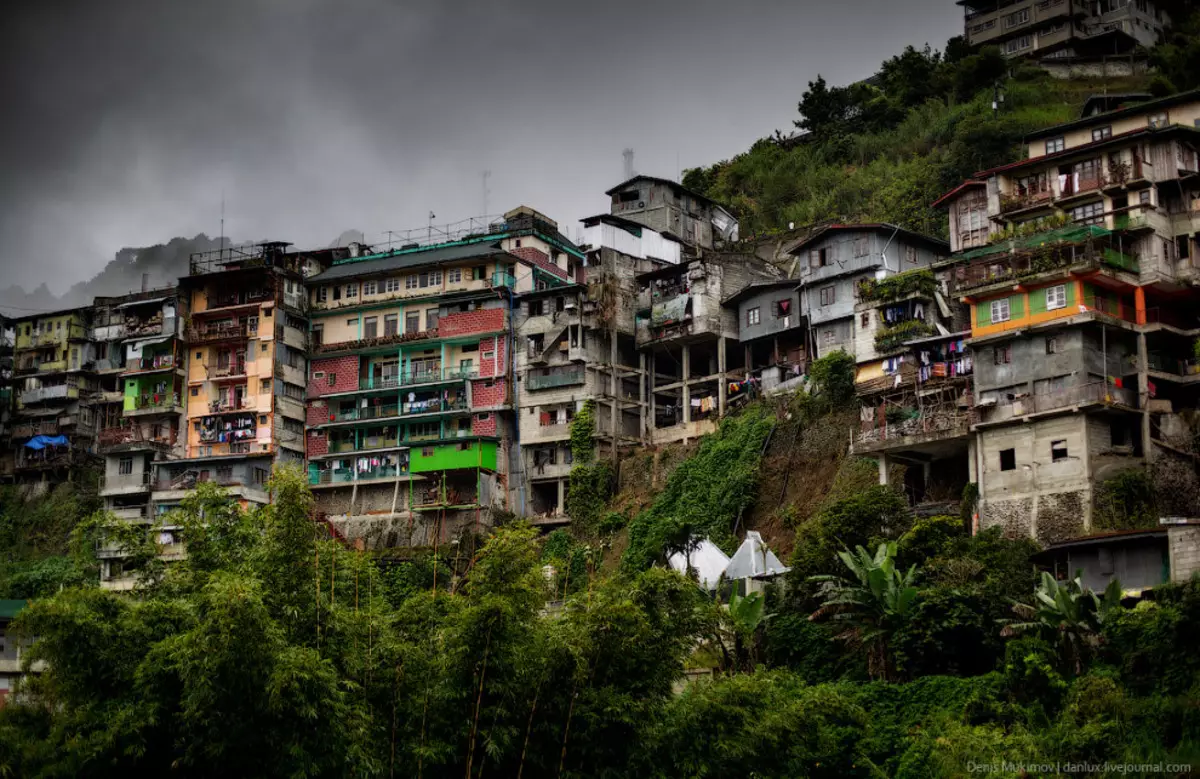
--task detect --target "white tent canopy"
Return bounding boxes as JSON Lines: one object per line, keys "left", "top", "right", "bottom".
{"left": 667, "top": 539, "right": 731, "bottom": 591}
{"left": 724, "top": 531, "right": 790, "bottom": 580}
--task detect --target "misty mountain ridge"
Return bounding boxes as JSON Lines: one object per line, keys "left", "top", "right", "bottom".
{"left": 0, "top": 230, "right": 364, "bottom": 317}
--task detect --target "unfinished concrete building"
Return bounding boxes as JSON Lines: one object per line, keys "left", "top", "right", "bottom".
{"left": 920, "top": 89, "right": 1200, "bottom": 542}
{"left": 636, "top": 256, "right": 776, "bottom": 443}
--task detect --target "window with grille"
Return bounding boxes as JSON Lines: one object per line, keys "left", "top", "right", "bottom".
{"left": 990, "top": 298, "right": 1010, "bottom": 323}
{"left": 1045, "top": 285, "right": 1067, "bottom": 311}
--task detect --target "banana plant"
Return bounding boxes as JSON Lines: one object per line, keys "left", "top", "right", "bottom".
{"left": 1002, "top": 572, "right": 1123, "bottom": 675}
{"left": 808, "top": 542, "right": 919, "bottom": 681}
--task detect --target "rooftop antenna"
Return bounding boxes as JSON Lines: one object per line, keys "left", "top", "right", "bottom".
{"left": 482, "top": 170, "right": 492, "bottom": 216}
{"left": 623, "top": 148, "right": 635, "bottom": 180}
{"left": 428, "top": 211, "right": 436, "bottom": 243}
{"left": 219, "top": 189, "right": 226, "bottom": 259}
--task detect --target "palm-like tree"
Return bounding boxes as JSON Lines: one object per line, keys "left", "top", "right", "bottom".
{"left": 1001, "top": 572, "right": 1123, "bottom": 674}
{"left": 808, "top": 542, "right": 919, "bottom": 681}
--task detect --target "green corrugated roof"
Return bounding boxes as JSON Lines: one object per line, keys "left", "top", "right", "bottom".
{"left": 0, "top": 600, "right": 28, "bottom": 620}
{"left": 957, "top": 224, "right": 1112, "bottom": 263}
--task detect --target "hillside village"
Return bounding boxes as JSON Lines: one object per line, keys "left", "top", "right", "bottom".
{"left": 3, "top": 2, "right": 1200, "bottom": 776}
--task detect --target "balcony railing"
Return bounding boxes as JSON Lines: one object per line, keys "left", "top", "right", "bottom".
{"left": 952, "top": 241, "right": 1138, "bottom": 294}
{"left": 313, "top": 328, "right": 439, "bottom": 355}
{"left": 205, "top": 362, "right": 248, "bottom": 378}
{"left": 402, "top": 398, "right": 469, "bottom": 415}
{"left": 357, "top": 366, "right": 478, "bottom": 391}
{"left": 123, "top": 354, "right": 178, "bottom": 373}
{"left": 98, "top": 426, "right": 173, "bottom": 450}
{"left": 309, "top": 463, "right": 407, "bottom": 485}
{"left": 187, "top": 322, "right": 255, "bottom": 343}
{"left": 1058, "top": 173, "right": 1102, "bottom": 199}
{"left": 999, "top": 189, "right": 1052, "bottom": 213}
{"left": 526, "top": 367, "right": 586, "bottom": 390}
{"left": 325, "top": 404, "right": 401, "bottom": 423}
{"left": 854, "top": 409, "right": 973, "bottom": 452}
{"left": 20, "top": 383, "right": 78, "bottom": 405}
{"left": 978, "top": 381, "right": 1136, "bottom": 425}
{"left": 131, "top": 392, "right": 182, "bottom": 412}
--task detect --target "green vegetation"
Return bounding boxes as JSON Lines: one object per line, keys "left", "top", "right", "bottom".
{"left": 856, "top": 268, "right": 937, "bottom": 303}
{"left": 683, "top": 43, "right": 1151, "bottom": 239}
{"left": 623, "top": 404, "right": 774, "bottom": 568}
{"left": 565, "top": 399, "right": 613, "bottom": 533}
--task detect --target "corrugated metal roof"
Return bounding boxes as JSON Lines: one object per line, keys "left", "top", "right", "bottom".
{"left": 311, "top": 242, "right": 512, "bottom": 283}
{"left": 0, "top": 600, "right": 27, "bottom": 620}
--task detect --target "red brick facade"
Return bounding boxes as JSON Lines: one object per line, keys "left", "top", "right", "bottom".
{"left": 306, "top": 400, "right": 331, "bottom": 427}
{"left": 475, "top": 336, "right": 507, "bottom": 379}
{"left": 470, "top": 377, "right": 508, "bottom": 408}
{"left": 472, "top": 412, "right": 497, "bottom": 436}
{"left": 308, "top": 355, "right": 359, "bottom": 397}
{"left": 439, "top": 307, "right": 506, "bottom": 337}
{"left": 510, "top": 246, "right": 568, "bottom": 280}
{"left": 307, "top": 429, "right": 328, "bottom": 457}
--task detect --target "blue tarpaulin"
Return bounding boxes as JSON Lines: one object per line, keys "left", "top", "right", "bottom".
{"left": 24, "top": 435, "right": 68, "bottom": 450}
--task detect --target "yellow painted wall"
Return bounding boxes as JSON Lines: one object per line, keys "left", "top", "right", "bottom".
{"left": 1025, "top": 101, "right": 1200, "bottom": 158}
{"left": 14, "top": 312, "right": 84, "bottom": 350}
{"left": 312, "top": 261, "right": 497, "bottom": 313}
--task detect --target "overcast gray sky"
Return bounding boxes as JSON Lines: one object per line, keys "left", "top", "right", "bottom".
{"left": 0, "top": 0, "right": 960, "bottom": 294}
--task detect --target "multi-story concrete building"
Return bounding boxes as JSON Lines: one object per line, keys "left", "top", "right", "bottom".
{"left": 148, "top": 242, "right": 327, "bottom": 517}
{"left": 92, "top": 287, "right": 188, "bottom": 588}
{"left": 789, "top": 225, "right": 949, "bottom": 361}
{"left": 0, "top": 316, "right": 14, "bottom": 481}
{"left": 636, "top": 255, "right": 777, "bottom": 443}
{"left": 303, "top": 209, "right": 577, "bottom": 546}
{"left": 958, "top": 0, "right": 1168, "bottom": 60}
{"left": 7, "top": 307, "right": 100, "bottom": 488}
{"left": 722, "top": 280, "right": 807, "bottom": 393}
{"left": 881, "top": 88, "right": 1200, "bottom": 543}
{"left": 606, "top": 175, "right": 739, "bottom": 251}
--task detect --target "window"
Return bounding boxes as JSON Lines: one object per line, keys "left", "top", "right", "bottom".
{"left": 345, "top": 283, "right": 357, "bottom": 298}
{"left": 999, "top": 448, "right": 1016, "bottom": 471}
{"left": 1070, "top": 201, "right": 1104, "bottom": 226}
{"left": 311, "top": 324, "right": 323, "bottom": 347}
{"left": 822, "top": 330, "right": 836, "bottom": 345}
{"left": 773, "top": 299, "right": 791, "bottom": 318}
{"left": 1051, "top": 440, "right": 1069, "bottom": 462}
{"left": 363, "top": 316, "right": 378, "bottom": 339}
{"left": 474, "top": 265, "right": 488, "bottom": 280}
{"left": 461, "top": 342, "right": 478, "bottom": 353}
{"left": 385, "top": 277, "right": 402, "bottom": 293}
{"left": 426, "top": 309, "right": 439, "bottom": 330}
{"left": 905, "top": 245, "right": 918, "bottom": 264}
{"left": 118, "top": 457, "right": 133, "bottom": 475}
{"left": 809, "top": 247, "right": 828, "bottom": 268}
{"left": 482, "top": 350, "right": 494, "bottom": 360}
{"left": 1148, "top": 112, "right": 1168, "bottom": 129}
{"left": 429, "top": 270, "right": 442, "bottom": 286}
{"left": 362, "top": 280, "right": 378, "bottom": 295}
{"left": 993, "top": 345, "right": 1012, "bottom": 365}
{"left": 384, "top": 314, "right": 398, "bottom": 336}
{"left": 328, "top": 372, "right": 336, "bottom": 386}
{"left": 1045, "top": 336, "right": 1060, "bottom": 354}
{"left": 406, "top": 312, "right": 421, "bottom": 334}
{"left": 317, "top": 287, "right": 328, "bottom": 303}
{"left": 1045, "top": 136, "right": 1065, "bottom": 154}
{"left": 746, "top": 307, "right": 761, "bottom": 326}
{"left": 1110, "top": 420, "right": 1129, "bottom": 447}
{"left": 528, "top": 300, "right": 545, "bottom": 316}
{"left": 1092, "top": 125, "right": 1112, "bottom": 142}
{"left": 819, "top": 286, "right": 835, "bottom": 306}
{"left": 990, "top": 298, "right": 1011, "bottom": 323}
{"left": 854, "top": 237, "right": 869, "bottom": 257}
{"left": 861, "top": 312, "right": 870, "bottom": 329}
{"left": 191, "top": 386, "right": 199, "bottom": 397}
{"left": 261, "top": 378, "right": 271, "bottom": 392}
{"left": 346, "top": 318, "right": 357, "bottom": 329}
{"left": 1004, "top": 7, "right": 1029, "bottom": 27}
{"left": 448, "top": 268, "right": 462, "bottom": 283}
{"left": 1139, "top": 190, "right": 1152, "bottom": 205}
{"left": 1045, "top": 284, "right": 1067, "bottom": 311}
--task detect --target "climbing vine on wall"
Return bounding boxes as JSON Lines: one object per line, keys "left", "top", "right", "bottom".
{"left": 567, "top": 399, "right": 612, "bottom": 533}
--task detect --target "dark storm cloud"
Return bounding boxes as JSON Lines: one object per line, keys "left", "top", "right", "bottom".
{"left": 0, "top": 0, "right": 960, "bottom": 295}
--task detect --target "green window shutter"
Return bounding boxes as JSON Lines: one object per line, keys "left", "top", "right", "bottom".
{"left": 1029, "top": 288, "right": 1047, "bottom": 314}
{"left": 1010, "top": 294, "right": 1025, "bottom": 319}
{"left": 975, "top": 303, "right": 991, "bottom": 327}
{"left": 1065, "top": 282, "right": 1076, "bottom": 307}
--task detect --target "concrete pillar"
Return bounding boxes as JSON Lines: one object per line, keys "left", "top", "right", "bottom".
{"left": 967, "top": 436, "right": 978, "bottom": 483}
{"left": 717, "top": 338, "right": 727, "bottom": 417}
{"left": 878, "top": 453, "right": 889, "bottom": 485}
{"left": 682, "top": 345, "right": 691, "bottom": 425}
{"left": 610, "top": 326, "right": 619, "bottom": 459}
{"left": 923, "top": 461, "right": 932, "bottom": 494}
{"left": 638, "top": 352, "right": 647, "bottom": 443}
{"left": 1137, "top": 331, "right": 1153, "bottom": 462}
{"left": 556, "top": 478, "right": 565, "bottom": 516}
{"left": 648, "top": 352, "right": 656, "bottom": 440}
